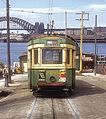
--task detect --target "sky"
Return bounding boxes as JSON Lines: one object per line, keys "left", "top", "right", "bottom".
{"left": 0, "top": 0, "right": 106, "bottom": 30}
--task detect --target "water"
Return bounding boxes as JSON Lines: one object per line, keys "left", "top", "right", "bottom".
{"left": 0, "top": 42, "right": 106, "bottom": 65}
{"left": 82, "top": 43, "right": 106, "bottom": 55}
{"left": 0, "top": 43, "right": 27, "bottom": 65}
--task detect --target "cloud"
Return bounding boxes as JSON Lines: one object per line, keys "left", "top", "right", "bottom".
{"left": 89, "top": 4, "right": 106, "bottom": 11}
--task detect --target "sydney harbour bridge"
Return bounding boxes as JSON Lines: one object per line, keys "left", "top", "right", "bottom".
{"left": 0, "top": 16, "right": 45, "bottom": 34}
{"left": 0, "top": 16, "right": 66, "bottom": 42}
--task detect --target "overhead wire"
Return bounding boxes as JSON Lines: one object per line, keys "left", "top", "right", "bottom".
{"left": 10, "top": 9, "right": 49, "bottom": 14}
{"left": 48, "top": 0, "right": 53, "bottom": 21}
{"left": 48, "top": 0, "right": 54, "bottom": 33}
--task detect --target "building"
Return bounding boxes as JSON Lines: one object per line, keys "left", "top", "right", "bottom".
{"left": 82, "top": 53, "right": 94, "bottom": 72}
{"left": 19, "top": 52, "right": 27, "bottom": 73}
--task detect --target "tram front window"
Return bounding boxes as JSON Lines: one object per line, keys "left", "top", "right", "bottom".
{"left": 42, "top": 49, "right": 62, "bottom": 64}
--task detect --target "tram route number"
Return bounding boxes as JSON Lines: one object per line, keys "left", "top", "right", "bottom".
{"left": 39, "top": 70, "right": 46, "bottom": 81}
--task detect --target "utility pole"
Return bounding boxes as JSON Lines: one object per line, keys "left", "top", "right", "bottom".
{"left": 76, "top": 11, "right": 89, "bottom": 73}
{"left": 6, "top": 0, "right": 11, "bottom": 83}
{"left": 65, "top": 11, "right": 67, "bottom": 37}
{"left": 94, "top": 15, "right": 97, "bottom": 75}
{"left": 50, "top": 20, "right": 54, "bottom": 35}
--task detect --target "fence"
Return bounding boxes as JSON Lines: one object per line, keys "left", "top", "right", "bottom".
{"left": 97, "top": 64, "right": 106, "bottom": 75}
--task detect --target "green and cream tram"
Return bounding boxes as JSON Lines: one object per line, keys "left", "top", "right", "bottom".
{"left": 28, "top": 34, "right": 79, "bottom": 92}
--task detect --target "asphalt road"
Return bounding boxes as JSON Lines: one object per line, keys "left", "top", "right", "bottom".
{"left": 0, "top": 74, "right": 106, "bottom": 119}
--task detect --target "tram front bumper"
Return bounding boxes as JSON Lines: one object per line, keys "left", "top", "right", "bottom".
{"left": 37, "top": 82, "right": 66, "bottom": 88}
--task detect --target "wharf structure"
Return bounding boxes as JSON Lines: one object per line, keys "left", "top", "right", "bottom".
{"left": 54, "top": 27, "right": 106, "bottom": 43}
{"left": 81, "top": 54, "right": 106, "bottom": 75}
{"left": 0, "top": 27, "right": 106, "bottom": 43}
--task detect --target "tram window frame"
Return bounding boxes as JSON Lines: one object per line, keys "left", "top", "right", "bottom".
{"left": 29, "top": 50, "right": 32, "bottom": 66}
{"left": 34, "top": 49, "right": 38, "bottom": 64}
{"left": 72, "top": 50, "right": 75, "bottom": 68}
{"left": 42, "top": 48, "right": 62, "bottom": 64}
{"left": 66, "top": 49, "right": 70, "bottom": 64}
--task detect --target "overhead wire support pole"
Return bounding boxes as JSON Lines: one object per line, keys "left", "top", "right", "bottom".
{"left": 94, "top": 15, "right": 97, "bottom": 75}
{"left": 6, "top": 0, "right": 11, "bottom": 83}
{"left": 48, "top": 0, "right": 54, "bottom": 35}
{"left": 80, "top": 12, "right": 83, "bottom": 73}
{"left": 76, "top": 11, "right": 89, "bottom": 73}
{"left": 65, "top": 11, "right": 67, "bottom": 37}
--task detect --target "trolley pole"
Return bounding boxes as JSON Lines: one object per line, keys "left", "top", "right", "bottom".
{"left": 94, "top": 15, "right": 97, "bottom": 75}
{"left": 76, "top": 11, "right": 89, "bottom": 72}
{"left": 6, "top": 0, "right": 11, "bottom": 83}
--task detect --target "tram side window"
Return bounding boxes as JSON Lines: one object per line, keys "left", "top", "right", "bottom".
{"left": 66, "top": 49, "right": 70, "bottom": 64}
{"left": 34, "top": 49, "right": 38, "bottom": 64}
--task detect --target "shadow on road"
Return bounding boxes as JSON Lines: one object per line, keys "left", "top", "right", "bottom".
{"left": 71, "top": 79, "right": 106, "bottom": 98}
{"left": 33, "top": 79, "right": 106, "bottom": 98}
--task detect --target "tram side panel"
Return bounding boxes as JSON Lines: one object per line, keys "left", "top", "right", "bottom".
{"left": 66, "top": 68, "right": 75, "bottom": 89}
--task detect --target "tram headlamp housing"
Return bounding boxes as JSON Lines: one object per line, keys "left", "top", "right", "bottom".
{"left": 50, "top": 76, "right": 56, "bottom": 82}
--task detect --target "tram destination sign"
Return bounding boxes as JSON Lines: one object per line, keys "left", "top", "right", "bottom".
{"left": 46, "top": 40, "right": 59, "bottom": 46}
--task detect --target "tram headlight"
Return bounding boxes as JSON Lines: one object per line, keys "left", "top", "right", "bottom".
{"left": 50, "top": 76, "right": 56, "bottom": 82}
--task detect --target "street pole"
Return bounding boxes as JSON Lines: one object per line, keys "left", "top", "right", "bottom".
{"left": 80, "top": 12, "right": 83, "bottom": 73}
{"left": 76, "top": 11, "right": 89, "bottom": 73}
{"left": 6, "top": 0, "right": 11, "bottom": 83}
{"left": 65, "top": 11, "right": 67, "bottom": 37}
{"left": 94, "top": 15, "right": 97, "bottom": 75}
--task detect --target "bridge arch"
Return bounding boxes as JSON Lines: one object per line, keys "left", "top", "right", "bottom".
{"left": 0, "top": 16, "right": 36, "bottom": 34}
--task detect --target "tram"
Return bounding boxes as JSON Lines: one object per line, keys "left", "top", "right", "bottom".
{"left": 28, "top": 34, "right": 79, "bottom": 92}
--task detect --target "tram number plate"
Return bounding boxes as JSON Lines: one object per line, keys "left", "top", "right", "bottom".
{"left": 39, "top": 70, "right": 46, "bottom": 80}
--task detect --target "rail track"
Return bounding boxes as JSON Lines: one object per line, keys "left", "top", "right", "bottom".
{"left": 66, "top": 99, "right": 82, "bottom": 119}
{"left": 27, "top": 92, "right": 82, "bottom": 119}
{"left": 28, "top": 97, "right": 37, "bottom": 119}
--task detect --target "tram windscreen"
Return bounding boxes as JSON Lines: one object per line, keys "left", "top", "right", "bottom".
{"left": 42, "top": 49, "right": 62, "bottom": 64}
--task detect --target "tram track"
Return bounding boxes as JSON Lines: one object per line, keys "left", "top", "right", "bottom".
{"left": 28, "top": 97, "right": 38, "bottom": 119}
{"left": 66, "top": 98, "right": 82, "bottom": 119}
{"left": 51, "top": 98, "right": 56, "bottom": 119}
{"left": 27, "top": 92, "right": 82, "bottom": 119}
{"left": 27, "top": 97, "right": 54, "bottom": 119}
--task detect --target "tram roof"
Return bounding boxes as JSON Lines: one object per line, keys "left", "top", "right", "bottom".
{"left": 28, "top": 34, "right": 78, "bottom": 46}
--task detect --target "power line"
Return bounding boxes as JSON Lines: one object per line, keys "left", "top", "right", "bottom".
{"left": 10, "top": 9, "right": 49, "bottom": 14}
{"left": 48, "top": 0, "right": 53, "bottom": 22}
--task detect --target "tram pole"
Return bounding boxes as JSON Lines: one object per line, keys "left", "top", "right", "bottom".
{"left": 6, "top": 0, "right": 11, "bottom": 83}
{"left": 94, "top": 15, "right": 97, "bottom": 75}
